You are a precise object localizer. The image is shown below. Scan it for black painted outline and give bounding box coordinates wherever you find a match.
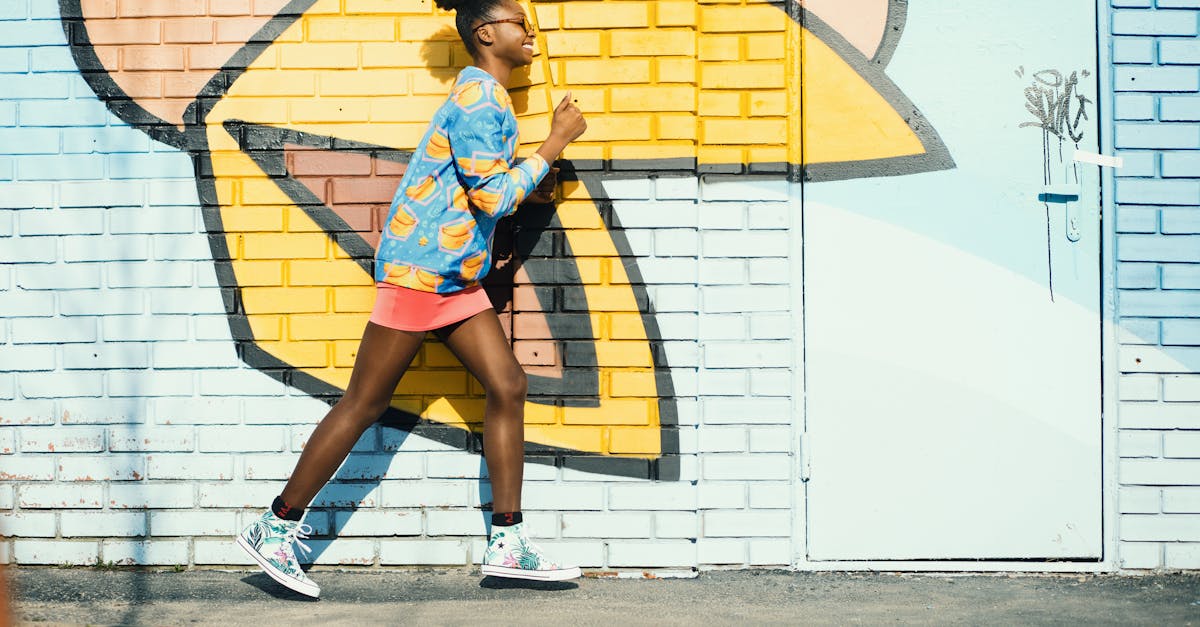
[199,119,677,480]
[873,0,909,68]
[62,0,676,479]
[787,0,955,182]
[59,0,951,481]
[221,119,604,407]
[66,0,951,185]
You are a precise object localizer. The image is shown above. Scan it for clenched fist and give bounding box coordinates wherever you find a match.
[550,92,587,144]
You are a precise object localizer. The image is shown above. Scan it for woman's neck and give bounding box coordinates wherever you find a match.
[473,57,512,87]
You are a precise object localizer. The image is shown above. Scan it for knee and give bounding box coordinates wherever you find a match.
[335,392,391,425]
[486,368,527,411]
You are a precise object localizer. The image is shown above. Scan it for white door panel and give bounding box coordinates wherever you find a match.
[803,0,1102,560]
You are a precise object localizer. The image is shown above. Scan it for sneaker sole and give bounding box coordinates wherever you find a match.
[481,564,582,581]
[235,535,321,598]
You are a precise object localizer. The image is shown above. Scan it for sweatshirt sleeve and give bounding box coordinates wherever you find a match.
[447,80,550,219]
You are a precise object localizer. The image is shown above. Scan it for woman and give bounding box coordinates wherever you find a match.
[235,0,586,597]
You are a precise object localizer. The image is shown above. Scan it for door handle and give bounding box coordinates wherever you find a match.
[1039,185,1082,243]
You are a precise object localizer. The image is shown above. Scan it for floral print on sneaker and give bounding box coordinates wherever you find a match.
[481,522,580,581]
[235,510,321,597]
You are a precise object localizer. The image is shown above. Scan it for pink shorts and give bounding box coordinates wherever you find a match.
[369,282,493,332]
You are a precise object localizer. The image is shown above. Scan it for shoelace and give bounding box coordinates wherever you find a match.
[284,522,314,561]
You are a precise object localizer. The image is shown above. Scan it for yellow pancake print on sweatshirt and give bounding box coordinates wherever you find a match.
[438,219,474,252]
[459,250,489,283]
[387,204,419,240]
[425,128,452,162]
[383,262,443,292]
[404,175,440,205]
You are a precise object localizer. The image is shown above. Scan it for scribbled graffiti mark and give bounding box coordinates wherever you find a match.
[1018,68,1092,143]
[1017,67,1092,302]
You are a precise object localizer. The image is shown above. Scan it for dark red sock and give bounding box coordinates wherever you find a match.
[491,511,522,527]
[271,495,304,521]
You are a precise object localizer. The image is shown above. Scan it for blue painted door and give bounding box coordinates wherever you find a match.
[801,0,1104,560]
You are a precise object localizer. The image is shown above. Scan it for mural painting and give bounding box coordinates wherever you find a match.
[61,0,951,478]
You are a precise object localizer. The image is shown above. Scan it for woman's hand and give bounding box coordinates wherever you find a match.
[550,92,586,144]
[525,166,559,205]
[537,92,586,163]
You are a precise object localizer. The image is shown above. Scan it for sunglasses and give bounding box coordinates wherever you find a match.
[473,15,535,35]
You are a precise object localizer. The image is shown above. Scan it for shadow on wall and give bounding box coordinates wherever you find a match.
[299,416,505,565]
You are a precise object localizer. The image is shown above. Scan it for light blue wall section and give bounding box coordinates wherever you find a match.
[1110,0,1200,571]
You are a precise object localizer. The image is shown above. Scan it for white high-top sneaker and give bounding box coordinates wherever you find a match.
[481,522,581,581]
[235,510,321,597]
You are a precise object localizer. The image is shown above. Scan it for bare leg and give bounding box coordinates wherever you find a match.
[435,309,527,514]
[279,321,425,509]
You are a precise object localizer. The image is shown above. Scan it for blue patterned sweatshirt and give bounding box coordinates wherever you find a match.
[373,66,551,294]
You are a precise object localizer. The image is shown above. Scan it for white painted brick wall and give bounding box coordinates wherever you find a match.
[561,512,652,538]
[0,170,796,570]
[697,538,747,565]
[333,510,422,537]
[379,539,469,566]
[0,456,55,481]
[24,0,1200,575]
[18,484,103,509]
[56,455,144,481]
[103,540,188,566]
[12,540,98,566]
[308,539,377,566]
[194,540,255,566]
[149,511,238,537]
[61,512,145,537]
[0,513,56,537]
[1164,487,1200,512]
[608,541,696,567]
[654,512,699,538]
[147,455,234,481]
[106,484,193,509]
[748,538,791,566]
[378,480,472,508]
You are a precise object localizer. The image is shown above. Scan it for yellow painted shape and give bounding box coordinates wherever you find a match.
[233,261,285,287]
[200,0,940,463]
[801,27,925,163]
[333,286,376,312]
[207,0,932,171]
[609,426,662,454]
[203,0,662,459]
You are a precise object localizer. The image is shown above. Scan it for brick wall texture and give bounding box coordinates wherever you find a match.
[0,0,1196,571]
[1112,0,1200,571]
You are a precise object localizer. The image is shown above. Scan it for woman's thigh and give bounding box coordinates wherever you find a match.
[434,309,525,397]
[341,321,427,412]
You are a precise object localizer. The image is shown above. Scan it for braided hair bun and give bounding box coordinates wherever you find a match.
[437,0,501,56]
[434,0,480,12]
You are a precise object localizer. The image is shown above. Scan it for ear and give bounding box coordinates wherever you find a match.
[475,25,495,47]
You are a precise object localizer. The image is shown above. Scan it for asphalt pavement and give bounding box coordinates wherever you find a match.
[7,567,1200,625]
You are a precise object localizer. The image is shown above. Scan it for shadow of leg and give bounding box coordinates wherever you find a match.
[240,574,322,601]
[478,576,579,591]
[303,423,403,566]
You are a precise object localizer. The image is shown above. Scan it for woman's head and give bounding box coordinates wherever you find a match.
[436,0,534,66]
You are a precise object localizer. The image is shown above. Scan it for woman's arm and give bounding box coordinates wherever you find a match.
[448,86,586,218]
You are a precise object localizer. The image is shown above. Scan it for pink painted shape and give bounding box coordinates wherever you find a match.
[801,0,891,59]
[78,0,291,129]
